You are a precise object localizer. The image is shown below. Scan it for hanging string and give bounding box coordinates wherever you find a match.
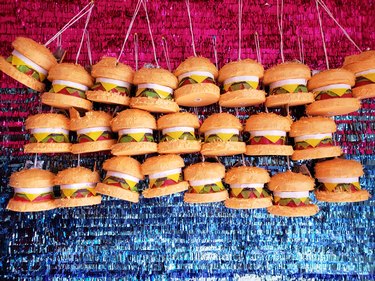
[317,0,361,52]
[75,2,94,64]
[134,33,139,71]
[44,1,94,46]
[254,32,262,64]
[142,0,159,67]
[315,0,330,69]
[117,0,142,63]
[77,154,81,167]
[57,34,62,48]
[276,0,285,63]
[286,156,291,171]
[162,37,172,71]
[33,154,38,168]
[185,0,197,57]
[238,0,243,61]
[241,154,246,166]
[85,30,92,66]
[297,36,305,64]
[219,105,222,113]
[212,36,218,69]
[285,102,291,171]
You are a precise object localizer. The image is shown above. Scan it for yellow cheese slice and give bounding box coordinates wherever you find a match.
[168,173,181,182]
[280,84,300,93]
[304,138,324,147]
[81,131,104,141]
[231,188,243,197]
[216,133,235,141]
[126,179,137,189]
[128,132,145,142]
[264,135,282,143]
[12,55,46,80]
[353,182,361,189]
[32,132,51,142]
[362,73,375,82]
[329,88,350,96]
[191,185,204,193]
[190,74,210,83]
[154,88,171,99]
[52,84,67,93]
[61,188,76,198]
[323,183,337,192]
[24,193,41,201]
[166,131,184,140]
[149,178,157,187]
[99,82,117,91]
[255,187,264,194]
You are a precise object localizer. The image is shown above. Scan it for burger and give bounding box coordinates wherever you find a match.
[0,37,57,92]
[173,56,220,107]
[86,57,134,105]
[306,69,361,116]
[184,162,228,203]
[41,63,93,111]
[110,109,157,156]
[7,168,57,212]
[157,112,201,154]
[199,112,246,156]
[130,67,179,113]
[69,108,115,154]
[218,59,266,107]
[55,166,101,207]
[24,113,71,153]
[314,158,370,202]
[290,117,342,161]
[343,50,375,100]
[224,166,272,209]
[141,154,188,198]
[267,171,319,217]
[96,156,143,203]
[263,62,314,108]
[244,113,293,156]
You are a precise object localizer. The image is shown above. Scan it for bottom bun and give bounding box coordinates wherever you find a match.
[174,83,220,107]
[219,89,266,108]
[352,84,375,100]
[57,195,102,208]
[201,142,246,156]
[0,56,45,92]
[246,144,293,156]
[158,140,201,154]
[24,143,71,153]
[7,199,57,212]
[96,183,139,203]
[265,92,314,108]
[315,189,370,203]
[111,142,158,156]
[306,98,361,116]
[86,90,130,105]
[224,197,272,209]
[41,92,93,111]
[130,97,179,113]
[267,204,319,217]
[71,140,116,154]
[292,146,342,161]
[184,190,229,204]
[143,181,189,198]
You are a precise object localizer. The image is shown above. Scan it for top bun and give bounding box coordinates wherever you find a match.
[10,168,55,188]
[290,117,336,137]
[111,109,156,131]
[133,67,178,89]
[174,56,218,78]
[157,112,200,129]
[343,50,375,66]
[91,57,134,83]
[268,171,314,192]
[263,62,311,85]
[55,167,99,185]
[343,51,375,74]
[70,109,112,131]
[25,113,70,130]
[184,162,225,181]
[224,166,270,184]
[218,59,264,83]
[315,158,364,178]
[103,156,143,180]
[245,113,292,132]
[307,69,355,90]
[141,154,185,175]
[12,37,57,70]
[48,63,94,87]
[200,113,242,133]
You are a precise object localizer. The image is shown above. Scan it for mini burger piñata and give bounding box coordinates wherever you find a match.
[141,154,188,198]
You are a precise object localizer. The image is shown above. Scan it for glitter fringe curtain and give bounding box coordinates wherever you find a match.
[1,0,375,280]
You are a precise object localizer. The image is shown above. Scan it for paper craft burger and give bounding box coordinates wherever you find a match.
[244,113,293,156]
[218,59,266,107]
[263,62,314,107]
[96,156,143,203]
[314,158,370,202]
[7,168,57,212]
[173,56,220,107]
[0,37,57,92]
[184,162,228,203]
[41,63,93,111]
[86,57,134,105]
[290,117,342,161]
[224,166,272,209]
[200,113,246,156]
[24,113,71,153]
[306,69,361,116]
[141,154,188,198]
[130,67,179,113]
[343,50,375,100]
[55,166,101,208]
[110,109,157,156]
[157,112,201,154]
[69,109,115,154]
[267,171,319,217]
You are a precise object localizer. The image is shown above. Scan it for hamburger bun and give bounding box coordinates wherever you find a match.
[343,50,375,66]
[308,69,355,90]
[265,92,314,108]
[201,142,246,156]
[200,113,242,133]
[129,97,179,113]
[41,92,93,111]
[174,56,218,78]
[218,59,264,82]
[111,109,157,132]
[219,89,266,108]
[174,82,220,107]
[263,62,311,85]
